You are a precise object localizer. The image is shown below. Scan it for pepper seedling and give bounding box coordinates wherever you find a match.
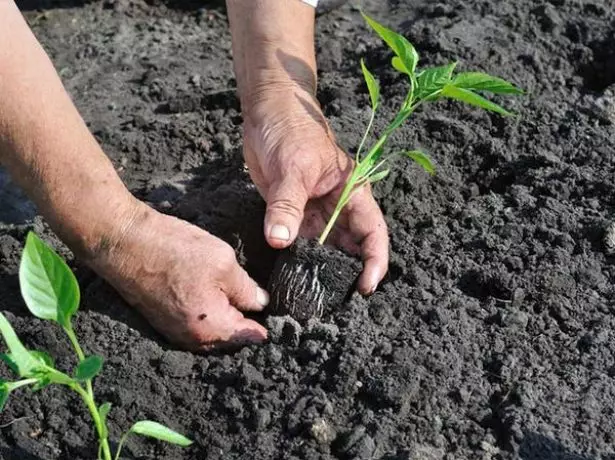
[318,13,524,244]
[0,232,193,460]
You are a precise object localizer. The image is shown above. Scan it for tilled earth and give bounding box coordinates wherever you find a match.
[1,0,615,459]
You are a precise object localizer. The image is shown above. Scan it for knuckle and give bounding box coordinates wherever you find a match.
[213,243,237,268]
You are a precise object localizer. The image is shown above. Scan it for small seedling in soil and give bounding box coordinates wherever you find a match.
[0,232,193,460]
[268,13,523,322]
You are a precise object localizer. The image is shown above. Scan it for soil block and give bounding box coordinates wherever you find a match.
[267,237,361,323]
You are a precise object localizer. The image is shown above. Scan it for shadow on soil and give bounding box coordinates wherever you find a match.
[0,447,44,460]
[519,433,615,460]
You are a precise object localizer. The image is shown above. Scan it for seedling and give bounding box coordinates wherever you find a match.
[0,232,193,460]
[318,13,524,244]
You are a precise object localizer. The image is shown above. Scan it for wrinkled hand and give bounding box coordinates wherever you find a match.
[91,203,269,351]
[243,84,389,294]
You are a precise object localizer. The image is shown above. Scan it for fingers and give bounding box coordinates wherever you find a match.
[224,262,270,312]
[187,290,268,351]
[347,187,389,295]
[264,175,309,249]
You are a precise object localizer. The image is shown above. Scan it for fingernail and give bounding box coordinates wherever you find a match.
[368,272,380,295]
[270,224,290,241]
[257,287,270,307]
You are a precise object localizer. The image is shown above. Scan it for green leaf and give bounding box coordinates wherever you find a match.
[0,353,19,375]
[441,85,514,116]
[30,351,54,368]
[74,355,103,381]
[129,421,193,447]
[31,376,51,392]
[360,59,380,109]
[406,150,436,175]
[19,232,80,328]
[415,62,458,100]
[0,313,44,377]
[391,57,408,75]
[452,72,523,94]
[368,169,390,184]
[362,13,419,75]
[0,382,10,412]
[99,402,111,439]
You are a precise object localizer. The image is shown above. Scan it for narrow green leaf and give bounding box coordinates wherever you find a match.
[0,313,43,377]
[360,59,380,109]
[415,62,458,100]
[0,382,10,412]
[406,150,436,175]
[368,169,390,184]
[362,12,419,75]
[74,355,103,381]
[0,353,19,375]
[129,421,193,447]
[452,72,523,94]
[19,232,80,328]
[99,402,112,439]
[441,85,514,116]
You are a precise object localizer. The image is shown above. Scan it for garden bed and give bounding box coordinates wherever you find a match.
[1,0,615,458]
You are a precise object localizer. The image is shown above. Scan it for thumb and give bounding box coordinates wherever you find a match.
[264,175,309,249]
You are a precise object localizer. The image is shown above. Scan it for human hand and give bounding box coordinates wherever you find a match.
[91,203,269,351]
[242,84,389,295]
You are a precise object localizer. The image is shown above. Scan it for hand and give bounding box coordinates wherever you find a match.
[242,84,389,294]
[91,203,269,351]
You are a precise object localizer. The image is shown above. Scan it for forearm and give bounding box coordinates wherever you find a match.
[225,0,317,114]
[0,1,139,260]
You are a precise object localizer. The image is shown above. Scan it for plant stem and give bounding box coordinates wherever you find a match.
[114,433,130,460]
[65,326,109,459]
[64,326,95,399]
[7,378,39,391]
[72,383,112,460]
[318,168,358,245]
[356,109,376,163]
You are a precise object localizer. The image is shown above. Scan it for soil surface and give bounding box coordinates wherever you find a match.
[1,0,615,459]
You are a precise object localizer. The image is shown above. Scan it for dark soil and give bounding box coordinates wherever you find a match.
[1,0,615,459]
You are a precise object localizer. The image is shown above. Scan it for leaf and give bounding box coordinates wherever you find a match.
[0,313,44,377]
[452,72,523,94]
[441,85,514,117]
[129,421,193,447]
[99,403,112,439]
[406,150,436,175]
[31,376,52,392]
[391,57,408,74]
[0,382,10,412]
[360,59,380,109]
[0,353,19,375]
[368,169,390,184]
[415,62,458,100]
[19,232,80,328]
[30,351,54,368]
[362,13,419,75]
[74,355,103,381]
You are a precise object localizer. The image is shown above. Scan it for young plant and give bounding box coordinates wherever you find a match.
[0,232,193,460]
[318,13,524,244]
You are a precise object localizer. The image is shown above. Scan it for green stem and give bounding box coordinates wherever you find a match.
[318,168,358,245]
[7,378,39,392]
[114,432,130,460]
[356,109,376,163]
[65,326,109,459]
[64,326,95,399]
[72,383,112,460]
